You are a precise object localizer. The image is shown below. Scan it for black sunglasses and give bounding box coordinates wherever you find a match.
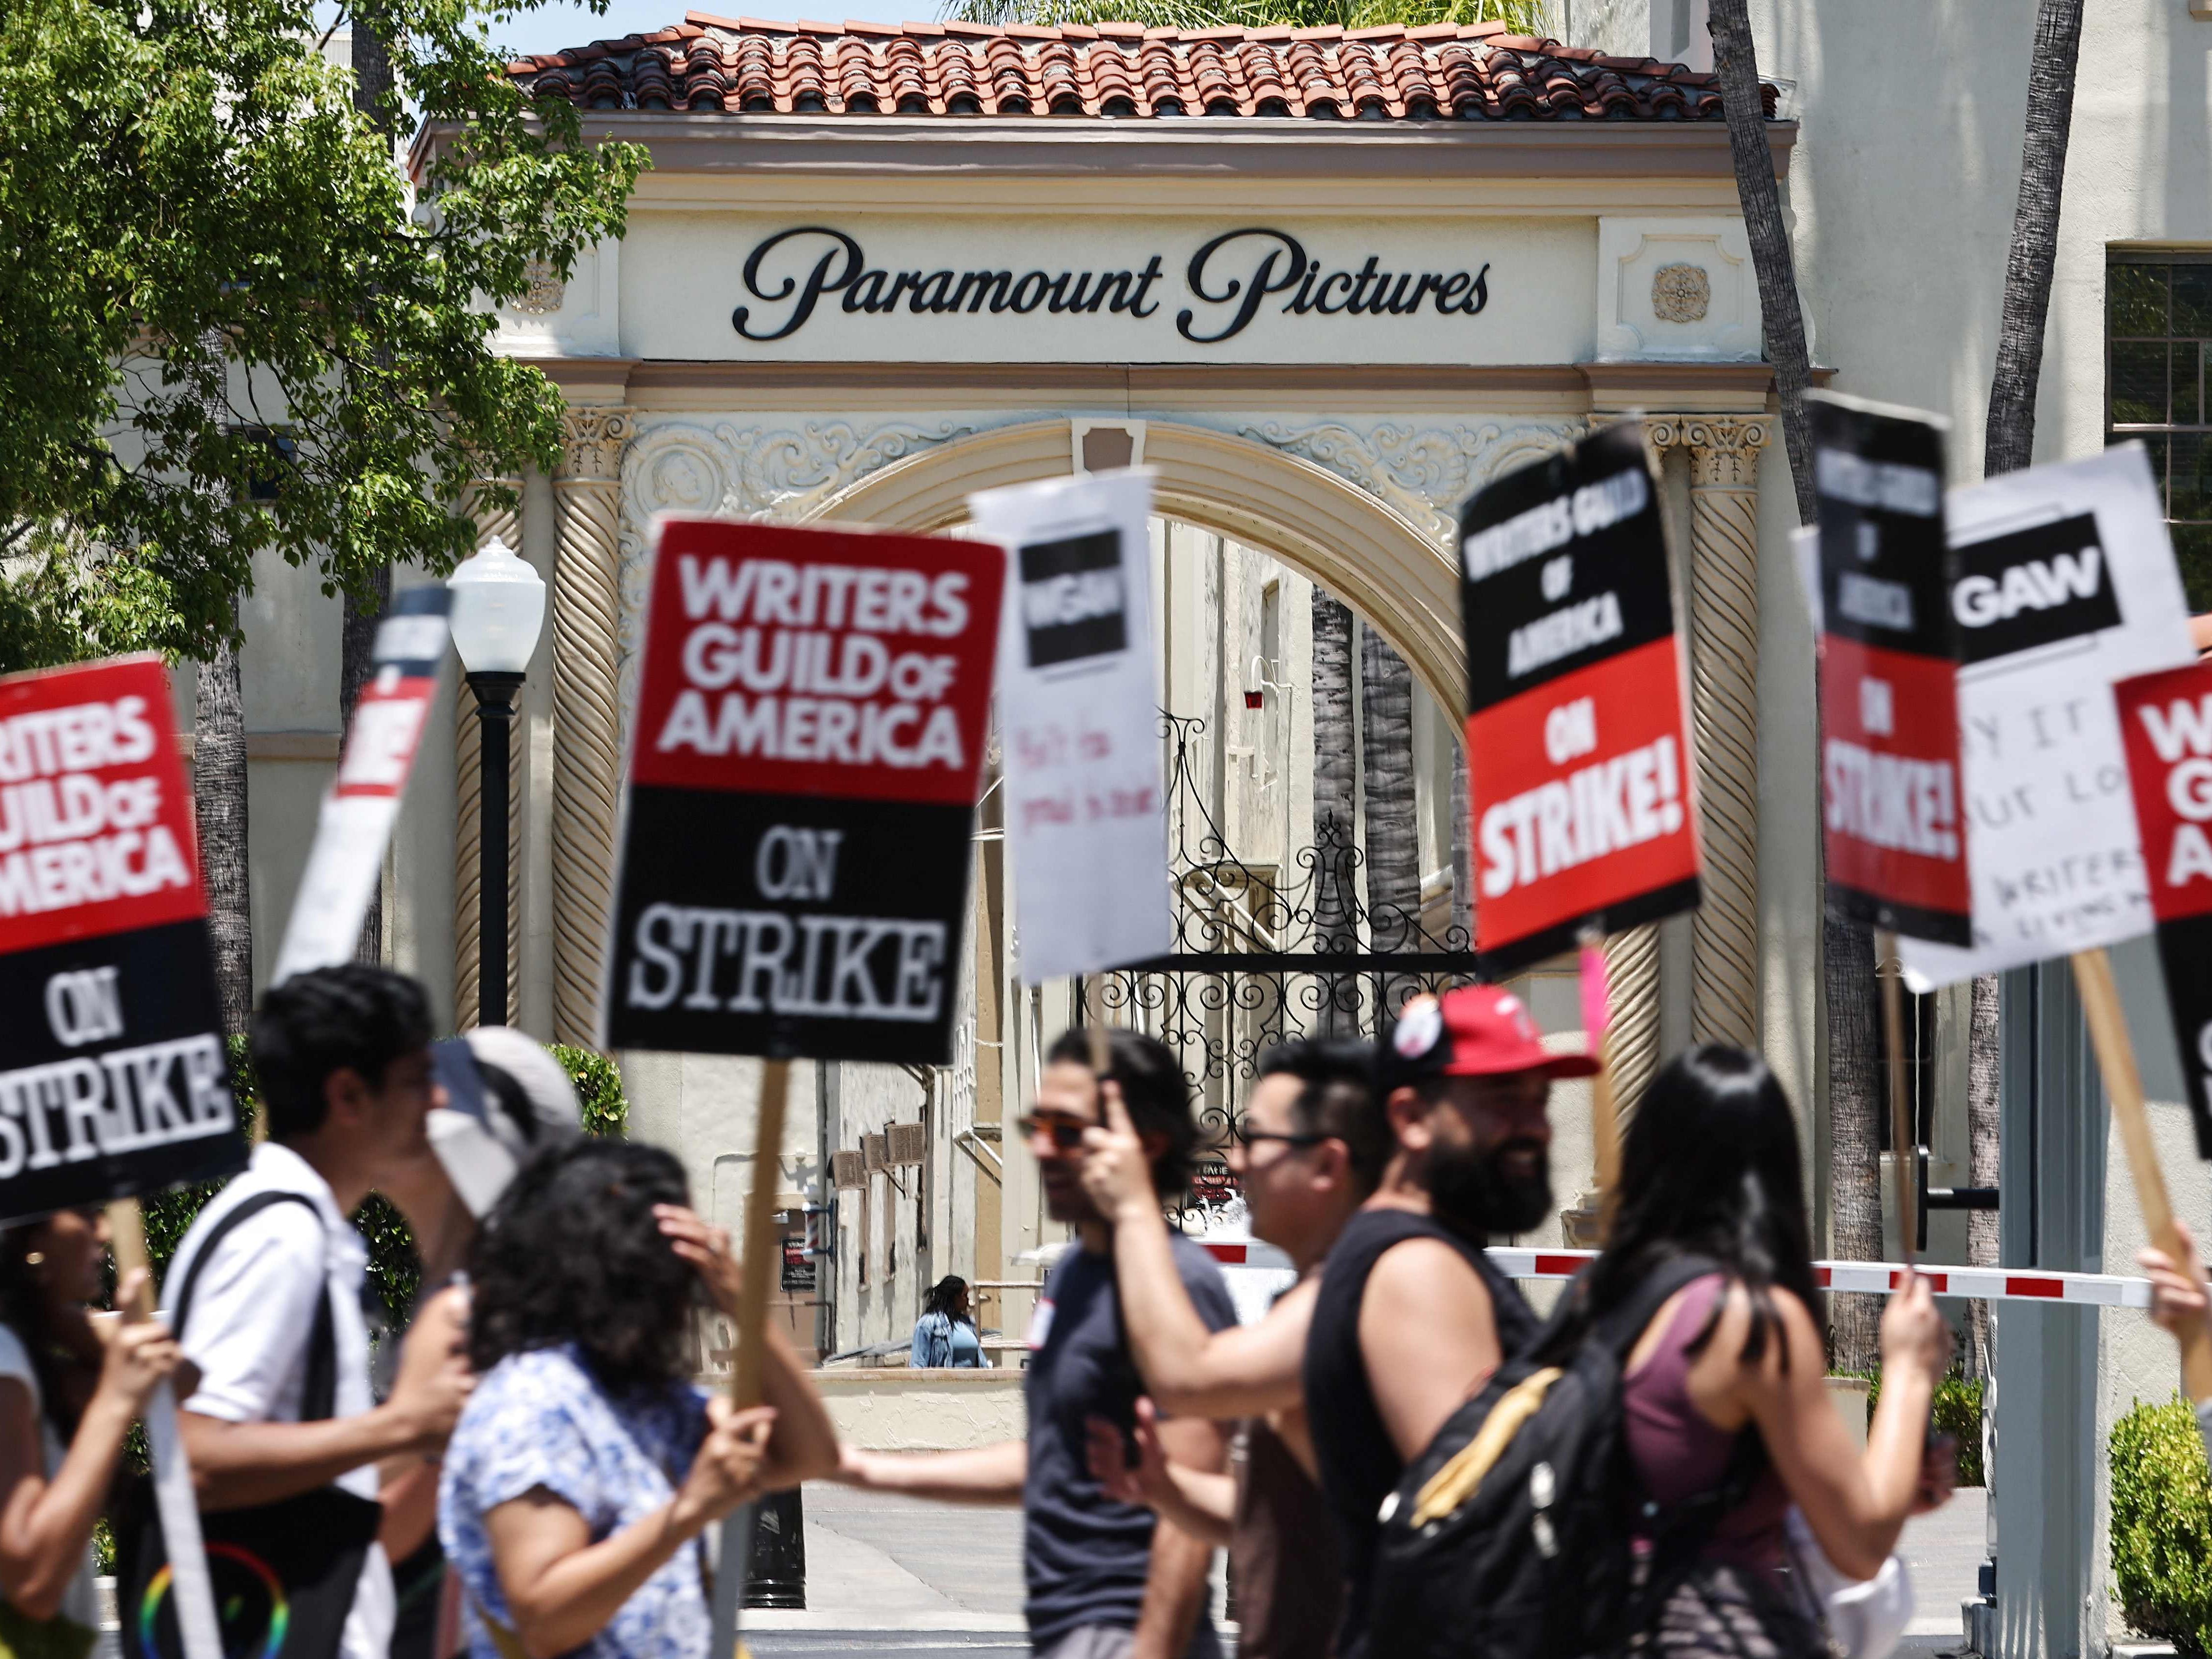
[1239,1131,1332,1151]
[1016,1114,1088,1151]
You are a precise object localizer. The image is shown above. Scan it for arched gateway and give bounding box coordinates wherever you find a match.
[408,17,1816,1347]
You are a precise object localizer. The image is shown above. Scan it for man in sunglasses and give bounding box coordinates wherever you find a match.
[836,1028,1236,1659]
[1078,1039,1382,1659]
[1076,987,1589,1659]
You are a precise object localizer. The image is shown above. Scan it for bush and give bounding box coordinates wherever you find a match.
[1835,1369,1984,1487]
[552,1044,629,1139]
[2111,1396,2212,1655]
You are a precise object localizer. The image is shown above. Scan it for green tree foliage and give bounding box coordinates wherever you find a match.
[0,0,645,671]
[2111,1396,2212,1654]
[943,0,1536,35]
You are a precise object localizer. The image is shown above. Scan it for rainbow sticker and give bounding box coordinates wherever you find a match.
[139,1542,288,1659]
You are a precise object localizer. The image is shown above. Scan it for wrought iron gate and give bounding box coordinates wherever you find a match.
[1074,713,1481,1205]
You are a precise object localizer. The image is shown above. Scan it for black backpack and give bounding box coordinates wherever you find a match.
[1367,1254,1762,1659]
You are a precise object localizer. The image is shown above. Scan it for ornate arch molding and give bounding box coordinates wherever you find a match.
[819,419,1470,714]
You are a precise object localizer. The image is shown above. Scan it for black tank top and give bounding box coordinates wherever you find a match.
[1302,1208,1538,1659]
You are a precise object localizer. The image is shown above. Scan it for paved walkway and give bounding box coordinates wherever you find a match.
[764,1482,1991,1642]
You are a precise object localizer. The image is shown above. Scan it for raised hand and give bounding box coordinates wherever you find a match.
[658,1204,741,1318]
[1079,1083,1156,1224]
[2140,1223,2212,1342]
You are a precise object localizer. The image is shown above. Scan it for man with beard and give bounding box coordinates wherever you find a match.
[1302,985,1592,1659]
[835,1029,1235,1659]
[1075,1039,1384,1659]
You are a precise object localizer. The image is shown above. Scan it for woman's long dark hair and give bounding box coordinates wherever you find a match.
[467,1141,698,1396]
[1553,1044,1823,1370]
[0,1223,77,1441]
[923,1275,971,1325]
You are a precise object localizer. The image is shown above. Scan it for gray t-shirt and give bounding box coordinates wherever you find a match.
[1022,1232,1237,1652]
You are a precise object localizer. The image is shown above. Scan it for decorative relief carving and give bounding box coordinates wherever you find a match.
[514,258,564,316]
[1649,414,1768,490]
[560,407,632,482]
[1650,263,1710,324]
[1235,418,1588,541]
[617,416,985,708]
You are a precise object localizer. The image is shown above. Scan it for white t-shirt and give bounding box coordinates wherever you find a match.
[0,1325,98,1631]
[165,1143,393,1659]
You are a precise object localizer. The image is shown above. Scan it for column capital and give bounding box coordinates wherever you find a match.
[1646,413,1771,491]
[558,406,634,483]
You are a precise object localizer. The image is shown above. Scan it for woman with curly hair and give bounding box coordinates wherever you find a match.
[438,1141,838,1659]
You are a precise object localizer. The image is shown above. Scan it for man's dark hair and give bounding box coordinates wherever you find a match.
[467,1140,696,1395]
[1258,1037,1387,1192]
[249,965,433,1141]
[1047,1028,1198,1198]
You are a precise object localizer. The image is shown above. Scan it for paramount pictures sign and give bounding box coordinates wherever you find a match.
[729,224,1497,345]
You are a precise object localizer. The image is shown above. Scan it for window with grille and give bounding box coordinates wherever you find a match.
[2108,255,2212,608]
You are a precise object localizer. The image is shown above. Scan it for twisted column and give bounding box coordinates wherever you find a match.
[1649,416,1768,1051]
[455,481,523,1029]
[550,409,631,1047]
[1603,923,1662,1122]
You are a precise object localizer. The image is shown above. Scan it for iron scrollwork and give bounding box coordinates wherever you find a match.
[1073,713,1480,1217]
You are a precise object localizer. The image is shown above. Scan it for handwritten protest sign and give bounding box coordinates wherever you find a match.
[1896,445,2193,987]
[272,587,452,984]
[968,469,1169,985]
[0,656,246,1226]
[2115,658,2212,1156]
[603,519,1003,1064]
[1809,393,1969,944]
[1459,420,1699,977]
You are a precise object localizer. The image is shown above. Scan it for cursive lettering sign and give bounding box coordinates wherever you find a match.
[730,224,1491,345]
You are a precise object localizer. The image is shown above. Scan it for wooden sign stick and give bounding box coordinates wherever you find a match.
[1577,931,1620,1225]
[2071,946,2212,1400]
[107,1199,225,1659]
[1873,931,1917,1267]
[710,1057,793,1659]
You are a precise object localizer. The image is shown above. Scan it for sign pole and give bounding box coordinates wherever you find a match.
[1576,930,1620,1228]
[1873,931,1917,1267]
[2070,946,2212,1398]
[710,1057,792,1659]
[108,1201,224,1659]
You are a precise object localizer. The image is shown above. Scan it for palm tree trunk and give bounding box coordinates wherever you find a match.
[1827,913,1885,1372]
[339,567,392,965]
[1311,591,1358,1035]
[1359,625,1422,1016]
[1970,0,2084,1377]
[1985,0,2085,476]
[1709,0,1885,1365]
[1706,0,1815,526]
[197,601,254,1037]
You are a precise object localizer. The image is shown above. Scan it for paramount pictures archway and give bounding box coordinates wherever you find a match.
[416,17,1818,1289]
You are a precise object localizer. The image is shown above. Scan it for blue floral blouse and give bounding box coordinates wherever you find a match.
[439,1345,711,1659]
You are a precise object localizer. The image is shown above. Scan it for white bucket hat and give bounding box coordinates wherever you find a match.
[426,1027,584,1217]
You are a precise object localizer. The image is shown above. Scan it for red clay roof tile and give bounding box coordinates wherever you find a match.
[510,13,1775,122]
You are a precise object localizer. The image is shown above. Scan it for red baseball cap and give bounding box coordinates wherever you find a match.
[1377,985,1600,1093]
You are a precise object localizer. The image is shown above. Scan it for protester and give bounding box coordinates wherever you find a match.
[439,1139,839,1659]
[169,964,478,1659]
[0,1212,180,1631]
[1303,986,1590,1659]
[377,1027,588,1659]
[838,1028,1237,1659]
[1558,1045,1951,1657]
[2138,1220,2212,1457]
[910,1276,984,1369]
[1079,1038,1385,1659]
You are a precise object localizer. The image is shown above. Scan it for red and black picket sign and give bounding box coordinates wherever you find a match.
[603,519,1005,1064]
[2116,658,2212,1157]
[0,656,246,1228]
[1460,420,1700,977]
[1809,394,1971,945]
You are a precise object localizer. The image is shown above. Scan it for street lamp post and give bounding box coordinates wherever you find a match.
[447,536,546,1031]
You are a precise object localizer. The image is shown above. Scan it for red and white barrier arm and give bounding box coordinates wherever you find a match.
[1480,1247,2154,1308]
